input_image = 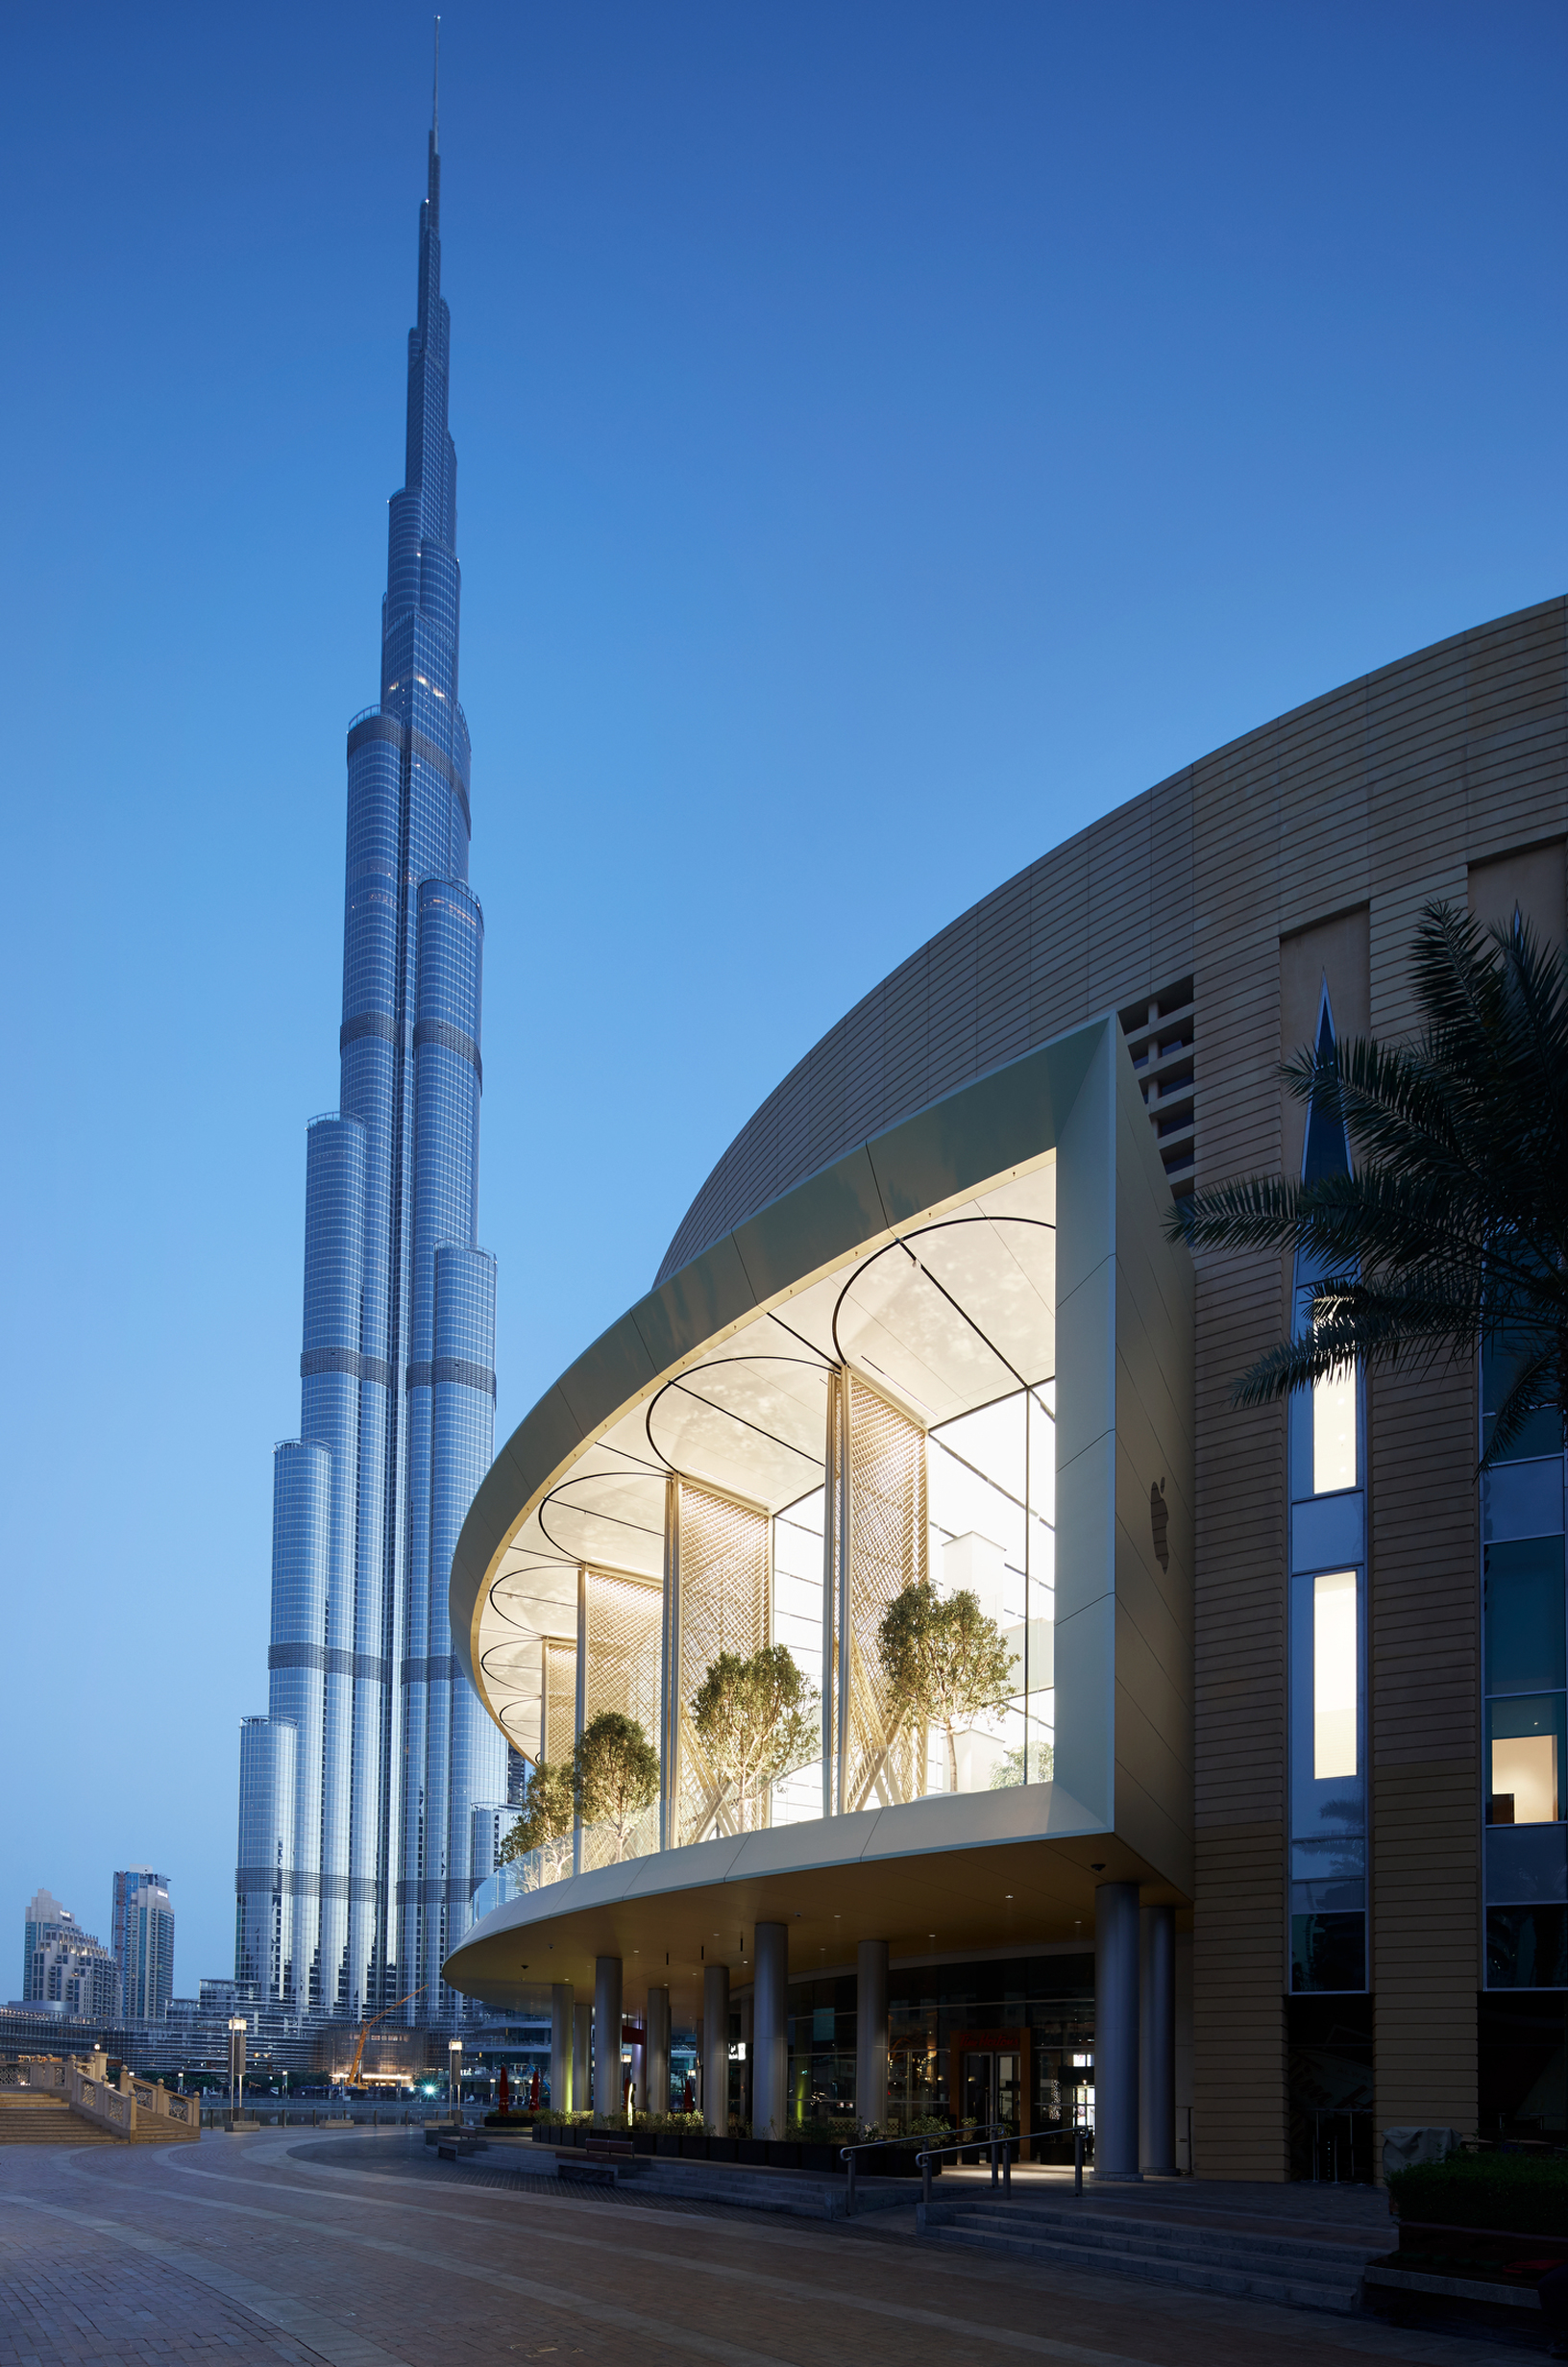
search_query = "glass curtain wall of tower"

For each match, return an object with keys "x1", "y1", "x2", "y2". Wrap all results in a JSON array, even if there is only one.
[{"x1": 234, "y1": 94, "x2": 503, "y2": 2024}]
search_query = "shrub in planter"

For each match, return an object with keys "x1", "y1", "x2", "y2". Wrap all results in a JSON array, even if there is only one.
[{"x1": 1388, "y1": 2154, "x2": 1568, "y2": 2238}]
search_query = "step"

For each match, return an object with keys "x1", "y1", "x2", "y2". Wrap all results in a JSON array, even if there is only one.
[
  {"x1": 925, "y1": 2199, "x2": 1385, "y2": 2274},
  {"x1": 919, "y1": 2219, "x2": 1366, "y2": 2311}
]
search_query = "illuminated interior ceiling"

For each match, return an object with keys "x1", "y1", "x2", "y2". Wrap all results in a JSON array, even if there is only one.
[{"x1": 476, "y1": 1159, "x2": 1055, "y2": 1762}]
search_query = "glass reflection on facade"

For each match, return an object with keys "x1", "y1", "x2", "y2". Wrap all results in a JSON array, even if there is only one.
[
  {"x1": 234, "y1": 99, "x2": 504, "y2": 2023},
  {"x1": 781, "y1": 1954, "x2": 1094, "y2": 2159},
  {"x1": 1482, "y1": 1332, "x2": 1568, "y2": 1990}
]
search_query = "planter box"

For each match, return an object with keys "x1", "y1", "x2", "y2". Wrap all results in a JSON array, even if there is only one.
[
  {"x1": 798, "y1": 2144, "x2": 840, "y2": 2174},
  {"x1": 531, "y1": 2123, "x2": 551, "y2": 2145},
  {"x1": 737, "y1": 2138, "x2": 770, "y2": 2165},
  {"x1": 655, "y1": 2133, "x2": 683, "y2": 2157},
  {"x1": 679, "y1": 2135, "x2": 709, "y2": 2160},
  {"x1": 707, "y1": 2137, "x2": 738, "y2": 2162},
  {"x1": 767, "y1": 2141, "x2": 801, "y2": 2170},
  {"x1": 631, "y1": 2131, "x2": 657, "y2": 2156}
]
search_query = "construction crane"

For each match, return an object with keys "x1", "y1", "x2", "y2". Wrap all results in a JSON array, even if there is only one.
[{"x1": 345, "y1": 1987, "x2": 428, "y2": 2093}]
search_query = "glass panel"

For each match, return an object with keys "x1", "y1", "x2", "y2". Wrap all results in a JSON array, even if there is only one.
[
  {"x1": 1486, "y1": 1906, "x2": 1568, "y2": 1988},
  {"x1": 1312, "y1": 1370, "x2": 1357, "y2": 1495},
  {"x1": 1289, "y1": 1568, "x2": 1365, "y2": 1838},
  {"x1": 996, "y1": 2051, "x2": 1022, "y2": 2135},
  {"x1": 1483, "y1": 1332, "x2": 1565, "y2": 1464},
  {"x1": 1313, "y1": 1571, "x2": 1359, "y2": 1779},
  {"x1": 962, "y1": 2053, "x2": 992, "y2": 2129},
  {"x1": 1291, "y1": 1911, "x2": 1366, "y2": 1993},
  {"x1": 1487, "y1": 1694, "x2": 1566, "y2": 1824},
  {"x1": 1484, "y1": 1538, "x2": 1567, "y2": 1696}
]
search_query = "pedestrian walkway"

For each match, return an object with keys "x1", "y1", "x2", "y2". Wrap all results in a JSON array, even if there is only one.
[{"x1": 0, "y1": 2125, "x2": 1523, "y2": 2367}]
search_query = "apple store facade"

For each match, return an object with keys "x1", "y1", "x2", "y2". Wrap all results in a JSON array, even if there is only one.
[{"x1": 446, "y1": 597, "x2": 1568, "y2": 2180}]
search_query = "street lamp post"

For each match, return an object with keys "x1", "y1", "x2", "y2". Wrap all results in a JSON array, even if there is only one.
[
  {"x1": 448, "y1": 2037, "x2": 462, "y2": 2123},
  {"x1": 228, "y1": 2019, "x2": 247, "y2": 2122}
]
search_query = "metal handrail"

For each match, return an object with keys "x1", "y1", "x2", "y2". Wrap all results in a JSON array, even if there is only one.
[
  {"x1": 913, "y1": 2123, "x2": 1018, "y2": 2208},
  {"x1": 838, "y1": 2121, "x2": 1009, "y2": 2215}
]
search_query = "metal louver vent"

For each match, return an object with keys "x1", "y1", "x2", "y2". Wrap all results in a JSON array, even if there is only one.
[{"x1": 1118, "y1": 976, "x2": 1196, "y2": 1199}]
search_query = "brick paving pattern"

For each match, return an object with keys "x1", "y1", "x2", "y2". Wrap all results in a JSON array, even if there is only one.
[{"x1": 0, "y1": 2129, "x2": 1527, "y2": 2367}]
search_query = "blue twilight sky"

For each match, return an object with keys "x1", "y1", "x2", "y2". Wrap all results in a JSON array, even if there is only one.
[{"x1": 2, "y1": 0, "x2": 1563, "y2": 1986}]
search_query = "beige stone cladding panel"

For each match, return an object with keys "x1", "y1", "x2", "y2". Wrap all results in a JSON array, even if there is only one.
[
  {"x1": 1468, "y1": 838, "x2": 1566, "y2": 941},
  {"x1": 1463, "y1": 602, "x2": 1568, "y2": 858},
  {"x1": 1369, "y1": 1364, "x2": 1479, "y2": 2155},
  {"x1": 1190, "y1": 722, "x2": 1288, "y2": 2179}
]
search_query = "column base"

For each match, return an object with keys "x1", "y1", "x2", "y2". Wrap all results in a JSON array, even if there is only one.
[{"x1": 1092, "y1": 2168, "x2": 1144, "y2": 2182}]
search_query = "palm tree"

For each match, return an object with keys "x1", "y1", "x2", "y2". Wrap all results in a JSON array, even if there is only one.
[{"x1": 1166, "y1": 900, "x2": 1568, "y2": 1463}]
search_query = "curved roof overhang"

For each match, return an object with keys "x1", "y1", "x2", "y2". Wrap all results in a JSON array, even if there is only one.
[{"x1": 452, "y1": 1019, "x2": 1109, "y2": 1738}]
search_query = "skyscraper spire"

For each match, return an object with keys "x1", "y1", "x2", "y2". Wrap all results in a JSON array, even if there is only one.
[{"x1": 235, "y1": 43, "x2": 503, "y2": 2033}]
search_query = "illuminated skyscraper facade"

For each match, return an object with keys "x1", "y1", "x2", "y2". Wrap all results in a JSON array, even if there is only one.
[{"x1": 234, "y1": 80, "x2": 506, "y2": 2023}]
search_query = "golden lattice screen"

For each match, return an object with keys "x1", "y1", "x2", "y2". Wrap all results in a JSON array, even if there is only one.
[
  {"x1": 841, "y1": 1372, "x2": 926, "y2": 1812},
  {"x1": 541, "y1": 1636, "x2": 576, "y2": 1765},
  {"x1": 673, "y1": 1480, "x2": 771, "y2": 1845},
  {"x1": 582, "y1": 1568, "x2": 662, "y2": 1744}
]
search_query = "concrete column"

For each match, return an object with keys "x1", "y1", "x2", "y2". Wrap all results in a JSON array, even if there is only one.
[
  {"x1": 1094, "y1": 1882, "x2": 1141, "y2": 2181},
  {"x1": 594, "y1": 1956, "x2": 624, "y2": 2121},
  {"x1": 1139, "y1": 1906, "x2": 1177, "y2": 2175},
  {"x1": 550, "y1": 1983, "x2": 574, "y2": 2114},
  {"x1": 645, "y1": 1985, "x2": 671, "y2": 2117},
  {"x1": 572, "y1": 2002, "x2": 590, "y2": 2117},
  {"x1": 856, "y1": 1939, "x2": 889, "y2": 2133},
  {"x1": 702, "y1": 1961, "x2": 730, "y2": 2133},
  {"x1": 752, "y1": 1924, "x2": 788, "y2": 2137}
]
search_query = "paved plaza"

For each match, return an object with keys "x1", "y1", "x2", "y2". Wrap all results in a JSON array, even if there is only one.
[{"x1": 0, "y1": 2129, "x2": 1530, "y2": 2367}]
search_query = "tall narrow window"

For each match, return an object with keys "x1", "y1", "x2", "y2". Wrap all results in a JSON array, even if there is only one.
[
  {"x1": 1287, "y1": 981, "x2": 1367, "y2": 1992},
  {"x1": 1312, "y1": 1372, "x2": 1357, "y2": 1495},
  {"x1": 1312, "y1": 1571, "x2": 1358, "y2": 1779}
]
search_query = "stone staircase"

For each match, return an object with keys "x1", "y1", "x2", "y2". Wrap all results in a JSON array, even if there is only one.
[
  {"x1": 917, "y1": 2192, "x2": 1388, "y2": 2312},
  {"x1": 0, "y1": 2094, "x2": 120, "y2": 2145},
  {"x1": 0, "y1": 2091, "x2": 198, "y2": 2145}
]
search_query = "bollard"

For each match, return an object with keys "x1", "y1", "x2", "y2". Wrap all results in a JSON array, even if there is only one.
[
  {"x1": 1003, "y1": 2136, "x2": 1011, "y2": 2195},
  {"x1": 921, "y1": 2151, "x2": 932, "y2": 2208},
  {"x1": 1074, "y1": 2128, "x2": 1084, "y2": 2195},
  {"x1": 845, "y1": 2155, "x2": 856, "y2": 2218},
  {"x1": 990, "y1": 2134, "x2": 999, "y2": 2187}
]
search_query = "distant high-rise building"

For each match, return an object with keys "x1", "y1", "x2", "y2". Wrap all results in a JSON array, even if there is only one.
[
  {"x1": 233, "y1": 45, "x2": 508, "y2": 2026},
  {"x1": 112, "y1": 1869, "x2": 174, "y2": 2020},
  {"x1": 21, "y1": 1889, "x2": 119, "y2": 2022},
  {"x1": 22, "y1": 1887, "x2": 70, "y2": 1999}
]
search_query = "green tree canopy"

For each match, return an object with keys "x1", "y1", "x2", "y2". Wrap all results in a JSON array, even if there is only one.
[
  {"x1": 877, "y1": 1580, "x2": 1014, "y2": 1792},
  {"x1": 1167, "y1": 901, "x2": 1568, "y2": 1464},
  {"x1": 574, "y1": 1711, "x2": 660, "y2": 1859},
  {"x1": 500, "y1": 1759, "x2": 575, "y2": 1869},
  {"x1": 690, "y1": 1643, "x2": 818, "y2": 1832}
]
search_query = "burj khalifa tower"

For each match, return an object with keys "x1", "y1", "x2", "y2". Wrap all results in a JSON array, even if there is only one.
[{"x1": 235, "y1": 48, "x2": 508, "y2": 2026}]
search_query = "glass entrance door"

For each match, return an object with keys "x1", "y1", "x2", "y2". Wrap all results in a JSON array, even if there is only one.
[
  {"x1": 960, "y1": 2048, "x2": 1023, "y2": 2134},
  {"x1": 962, "y1": 2052, "x2": 993, "y2": 2132}
]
